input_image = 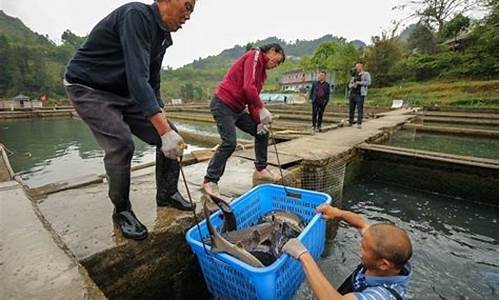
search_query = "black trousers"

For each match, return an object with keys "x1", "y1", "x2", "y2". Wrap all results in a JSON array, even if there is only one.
[
  {"x1": 205, "y1": 96, "x2": 268, "y2": 183},
  {"x1": 312, "y1": 101, "x2": 327, "y2": 128},
  {"x1": 349, "y1": 94, "x2": 364, "y2": 125},
  {"x1": 64, "y1": 83, "x2": 180, "y2": 210}
]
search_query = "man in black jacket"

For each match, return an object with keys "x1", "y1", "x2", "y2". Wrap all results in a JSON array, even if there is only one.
[
  {"x1": 64, "y1": 0, "x2": 196, "y2": 240},
  {"x1": 309, "y1": 71, "x2": 331, "y2": 132}
]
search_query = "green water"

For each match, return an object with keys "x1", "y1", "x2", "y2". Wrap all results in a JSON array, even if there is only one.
[
  {"x1": 296, "y1": 179, "x2": 499, "y2": 300},
  {"x1": 421, "y1": 121, "x2": 499, "y2": 131},
  {"x1": 172, "y1": 119, "x2": 252, "y2": 140},
  {"x1": 385, "y1": 129, "x2": 499, "y2": 159},
  {"x1": 0, "y1": 118, "x2": 224, "y2": 187}
]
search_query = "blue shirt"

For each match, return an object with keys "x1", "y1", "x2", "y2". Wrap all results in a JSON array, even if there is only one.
[{"x1": 352, "y1": 263, "x2": 411, "y2": 300}]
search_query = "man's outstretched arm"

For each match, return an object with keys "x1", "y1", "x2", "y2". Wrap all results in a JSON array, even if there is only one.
[
  {"x1": 283, "y1": 239, "x2": 357, "y2": 300},
  {"x1": 316, "y1": 205, "x2": 369, "y2": 235}
]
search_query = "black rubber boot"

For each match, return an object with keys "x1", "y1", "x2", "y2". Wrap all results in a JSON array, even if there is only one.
[
  {"x1": 156, "y1": 148, "x2": 195, "y2": 211},
  {"x1": 106, "y1": 165, "x2": 148, "y2": 240}
]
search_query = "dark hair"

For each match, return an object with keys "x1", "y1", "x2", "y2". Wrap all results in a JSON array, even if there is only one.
[
  {"x1": 319, "y1": 71, "x2": 327, "y2": 75},
  {"x1": 259, "y1": 43, "x2": 286, "y2": 64}
]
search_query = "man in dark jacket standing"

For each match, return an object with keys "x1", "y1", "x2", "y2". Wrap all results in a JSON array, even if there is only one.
[
  {"x1": 64, "y1": 0, "x2": 196, "y2": 240},
  {"x1": 309, "y1": 71, "x2": 331, "y2": 132}
]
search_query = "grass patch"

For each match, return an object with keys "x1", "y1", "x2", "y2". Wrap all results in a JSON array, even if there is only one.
[{"x1": 331, "y1": 80, "x2": 499, "y2": 109}]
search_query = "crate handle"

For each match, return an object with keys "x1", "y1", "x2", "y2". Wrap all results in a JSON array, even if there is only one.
[{"x1": 286, "y1": 191, "x2": 302, "y2": 199}]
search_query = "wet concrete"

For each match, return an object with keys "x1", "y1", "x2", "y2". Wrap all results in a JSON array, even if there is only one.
[
  {"x1": 1, "y1": 180, "x2": 105, "y2": 300},
  {"x1": 247, "y1": 109, "x2": 417, "y2": 163},
  {"x1": 359, "y1": 149, "x2": 499, "y2": 206}
]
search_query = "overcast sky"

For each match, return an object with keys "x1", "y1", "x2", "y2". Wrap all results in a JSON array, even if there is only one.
[{"x1": 2, "y1": 0, "x2": 410, "y2": 68}]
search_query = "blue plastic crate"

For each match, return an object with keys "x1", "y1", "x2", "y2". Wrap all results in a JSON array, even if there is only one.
[{"x1": 185, "y1": 184, "x2": 332, "y2": 300}]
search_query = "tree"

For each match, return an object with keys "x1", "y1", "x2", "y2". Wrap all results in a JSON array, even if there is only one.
[
  {"x1": 179, "y1": 82, "x2": 195, "y2": 100},
  {"x1": 245, "y1": 42, "x2": 254, "y2": 51},
  {"x1": 441, "y1": 14, "x2": 471, "y2": 40},
  {"x1": 408, "y1": 22, "x2": 437, "y2": 54},
  {"x1": 61, "y1": 29, "x2": 85, "y2": 47},
  {"x1": 464, "y1": 0, "x2": 499, "y2": 77},
  {"x1": 396, "y1": 0, "x2": 481, "y2": 33},
  {"x1": 0, "y1": 35, "x2": 13, "y2": 95},
  {"x1": 364, "y1": 34, "x2": 404, "y2": 87},
  {"x1": 300, "y1": 41, "x2": 359, "y2": 85}
]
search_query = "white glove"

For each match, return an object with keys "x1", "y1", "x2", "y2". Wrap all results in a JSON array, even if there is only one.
[
  {"x1": 257, "y1": 123, "x2": 269, "y2": 135},
  {"x1": 259, "y1": 107, "x2": 273, "y2": 125},
  {"x1": 160, "y1": 130, "x2": 185, "y2": 159},
  {"x1": 282, "y1": 238, "x2": 308, "y2": 260}
]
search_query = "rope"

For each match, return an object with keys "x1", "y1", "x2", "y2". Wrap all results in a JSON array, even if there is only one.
[{"x1": 178, "y1": 155, "x2": 209, "y2": 254}]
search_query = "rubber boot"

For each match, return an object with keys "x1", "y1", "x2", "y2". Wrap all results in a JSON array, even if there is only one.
[
  {"x1": 156, "y1": 148, "x2": 195, "y2": 211},
  {"x1": 106, "y1": 165, "x2": 148, "y2": 240}
]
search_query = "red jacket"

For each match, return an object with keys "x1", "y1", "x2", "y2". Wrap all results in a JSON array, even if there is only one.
[{"x1": 215, "y1": 50, "x2": 267, "y2": 123}]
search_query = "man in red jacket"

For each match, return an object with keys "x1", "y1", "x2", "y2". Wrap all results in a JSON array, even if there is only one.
[{"x1": 203, "y1": 44, "x2": 285, "y2": 195}]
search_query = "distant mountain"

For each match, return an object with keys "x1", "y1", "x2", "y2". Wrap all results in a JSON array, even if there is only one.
[
  {"x1": 350, "y1": 39, "x2": 367, "y2": 49},
  {"x1": 187, "y1": 35, "x2": 365, "y2": 70},
  {"x1": 0, "y1": 11, "x2": 83, "y2": 98},
  {"x1": 0, "y1": 10, "x2": 53, "y2": 46},
  {"x1": 399, "y1": 24, "x2": 418, "y2": 42}
]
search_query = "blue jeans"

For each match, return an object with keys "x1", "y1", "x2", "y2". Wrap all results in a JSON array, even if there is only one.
[{"x1": 349, "y1": 94, "x2": 364, "y2": 125}]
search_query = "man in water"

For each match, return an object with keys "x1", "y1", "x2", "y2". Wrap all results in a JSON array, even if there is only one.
[{"x1": 284, "y1": 205, "x2": 412, "y2": 300}]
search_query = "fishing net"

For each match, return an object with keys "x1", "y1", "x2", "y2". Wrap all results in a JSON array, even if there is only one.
[{"x1": 300, "y1": 157, "x2": 347, "y2": 204}]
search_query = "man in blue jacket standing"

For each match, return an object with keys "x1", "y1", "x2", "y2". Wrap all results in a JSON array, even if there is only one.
[
  {"x1": 64, "y1": 0, "x2": 196, "y2": 240},
  {"x1": 309, "y1": 71, "x2": 331, "y2": 132}
]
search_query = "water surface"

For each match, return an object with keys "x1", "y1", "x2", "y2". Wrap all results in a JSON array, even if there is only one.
[
  {"x1": 385, "y1": 129, "x2": 499, "y2": 159},
  {"x1": 296, "y1": 179, "x2": 499, "y2": 299},
  {"x1": 0, "y1": 118, "x2": 217, "y2": 187}
]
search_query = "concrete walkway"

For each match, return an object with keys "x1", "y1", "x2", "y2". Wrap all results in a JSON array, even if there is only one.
[
  {"x1": 237, "y1": 109, "x2": 416, "y2": 162},
  {"x1": 1, "y1": 180, "x2": 104, "y2": 299}
]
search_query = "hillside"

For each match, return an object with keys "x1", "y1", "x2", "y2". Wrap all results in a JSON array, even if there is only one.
[
  {"x1": 187, "y1": 35, "x2": 366, "y2": 70},
  {"x1": 0, "y1": 10, "x2": 53, "y2": 46},
  {"x1": 161, "y1": 35, "x2": 367, "y2": 101},
  {"x1": 0, "y1": 11, "x2": 84, "y2": 100}
]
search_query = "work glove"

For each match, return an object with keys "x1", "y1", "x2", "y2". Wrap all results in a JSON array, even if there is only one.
[
  {"x1": 160, "y1": 130, "x2": 185, "y2": 160},
  {"x1": 259, "y1": 107, "x2": 273, "y2": 125},
  {"x1": 257, "y1": 107, "x2": 273, "y2": 135},
  {"x1": 257, "y1": 123, "x2": 269, "y2": 135},
  {"x1": 282, "y1": 238, "x2": 308, "y2": 260}
]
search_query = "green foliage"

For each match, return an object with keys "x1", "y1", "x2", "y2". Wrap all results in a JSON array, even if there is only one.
[
  {"x1": 397, "y1": 1, "x2": 498, "y2": 81},
  {"x1": 441, "y1": 14, "x2": 471, "y2": 40},
  {"x1": 364, "y1": 35, "x2": 404, "y2": 87},
  {"x1": 0, "y1": 5, "x2": 497, "y2": 109},
  {"x1": 185, "y1": 35, "x2": 349, "y2": 70},
  {"x1": 301, "y1": 40, "x2": 359, "y2": 85},
  {"x1": 179, "y1": 82, "x2": 204, "y2": 100},
  {"x1": 361, "y1": 80, "x2": 498, "y2": 108},
  {"x1": 398, "y1": 0, "x2": 481, "y2": 34},
  {"x1": 408, "y1": 23, "x2": 437, "y2": 54}
]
